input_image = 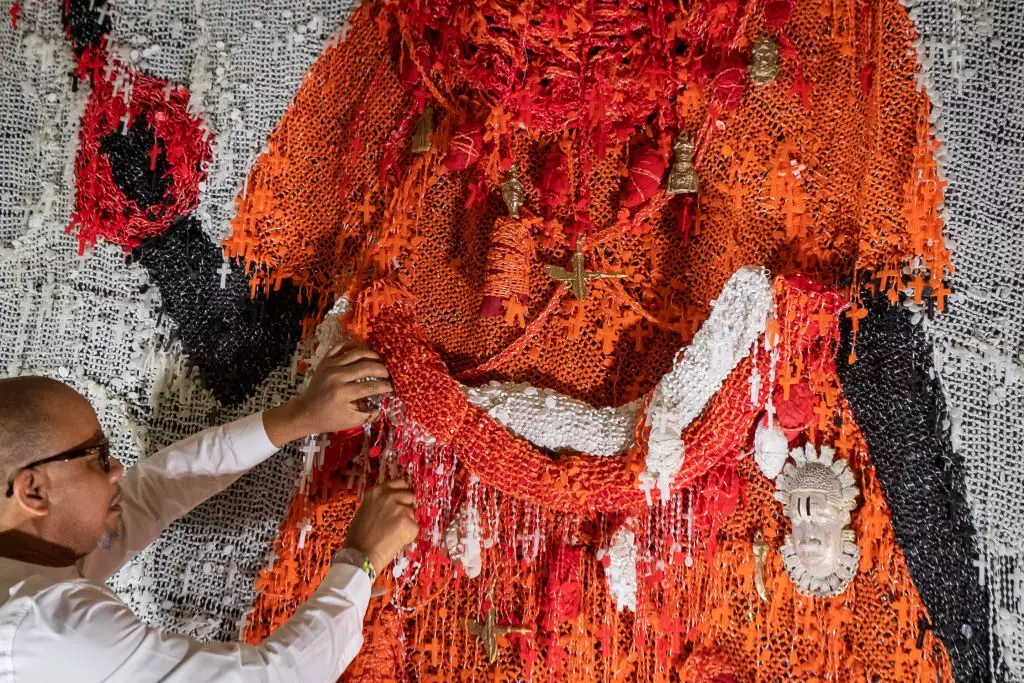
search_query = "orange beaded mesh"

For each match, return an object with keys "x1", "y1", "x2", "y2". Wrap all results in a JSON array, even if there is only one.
[
  {"x1": 230, "y1": 0, "x2": 954, "y2": 679},
  {"x1": 226, "y1": 0, "x2": 948, "y2": 408}
]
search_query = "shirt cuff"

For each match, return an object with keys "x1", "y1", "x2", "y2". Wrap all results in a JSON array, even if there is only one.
[
  {"x1": 224, "y1": 412, "x2": 279, "y2": 462},
  {"x1": 321, "y1": 562, "x2": 373, "y2": 616}
]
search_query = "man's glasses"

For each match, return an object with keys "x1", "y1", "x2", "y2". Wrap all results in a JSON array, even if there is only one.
[{"x1": 5, "y1": 440, "x2": 111, "y2": 497}]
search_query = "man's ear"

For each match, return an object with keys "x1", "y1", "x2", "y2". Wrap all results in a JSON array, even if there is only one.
[{"x1": 10, "y1": 469, "x2": 49, "y2": 517}]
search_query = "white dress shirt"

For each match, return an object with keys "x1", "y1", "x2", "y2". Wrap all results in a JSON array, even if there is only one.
[{"x1": 0, "y1": 413, "x2": 370, "y2": 682}]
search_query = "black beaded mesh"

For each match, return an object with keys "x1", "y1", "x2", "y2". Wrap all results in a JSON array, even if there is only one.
[
  {"x1": 131, "y1": 217, "x2": 311, "y2": 405},
  {"x1": 61, "y1": 0, "x2": 111, "y2": 58},
  {"x1": 839, "y1": 291, "x2": 992, "y2": 682},
  {"x1": 99, "y1": 114, "x2": 172, "y2": 211}
]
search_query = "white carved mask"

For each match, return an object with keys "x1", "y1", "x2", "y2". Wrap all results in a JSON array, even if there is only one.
[
  {"x1": 774, "y1": 443, "x2": 860, "y2": 598},
  {"x1": 788, "y1": 487, "x2": 845, "y2": 579}
]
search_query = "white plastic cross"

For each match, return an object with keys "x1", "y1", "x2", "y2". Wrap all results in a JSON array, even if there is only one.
[
  {"x1": 297, "y1": 519, "x2": 313, "y2": 549},
  {"x1": 216, "y1": 260, "x2": 231, "y2": 289}
]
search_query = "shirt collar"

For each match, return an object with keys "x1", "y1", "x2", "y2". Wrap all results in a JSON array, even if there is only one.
[{"x1": 0, "y1": 555, "x2": 81, "y2": 603}]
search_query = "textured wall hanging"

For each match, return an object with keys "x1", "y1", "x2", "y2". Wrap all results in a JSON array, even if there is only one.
[
  {"x1": 2, "y1": 0, "x2": 1023, "y2": 678},
  {"x1": 225, "y1": 0, "x2": 984, "y2": 679}
]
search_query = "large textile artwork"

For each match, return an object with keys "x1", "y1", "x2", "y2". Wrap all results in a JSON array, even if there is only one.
[{"x1": 225, "y1": 0, "x2": 990, "y2": 680}]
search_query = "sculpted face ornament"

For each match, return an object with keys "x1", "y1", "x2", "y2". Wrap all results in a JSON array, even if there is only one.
[
  {"x1": 748, "y1": 35, "x2": 781, "y2": 86},
  {"x1": 773, "y1": 442, "x2": 860, "y2": 598},
  {"x1": 501, "y1": 165, "x2": 526, "y2": 218}
]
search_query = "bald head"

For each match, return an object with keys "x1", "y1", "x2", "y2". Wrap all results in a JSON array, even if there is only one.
[{"x1": 0, "y1": 376, "x2": 101, "y2": 486}]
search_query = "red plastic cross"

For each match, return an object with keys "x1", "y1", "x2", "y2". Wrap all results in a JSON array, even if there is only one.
[{"x1": 148, "y1": 142, "x2": 161, "y2": 171}]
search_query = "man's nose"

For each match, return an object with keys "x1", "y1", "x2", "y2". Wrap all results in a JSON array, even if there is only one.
[{"x1": 108, "y1": 457, "x2": 125, "y2": 482}]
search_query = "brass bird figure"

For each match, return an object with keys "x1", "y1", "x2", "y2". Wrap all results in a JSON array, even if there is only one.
[
  {"x1": 544, "y1": 241, "x2": 626, "y2": 301},
  {"x1": 464, "y1": 608, "x2": 532, "y2": 663}
]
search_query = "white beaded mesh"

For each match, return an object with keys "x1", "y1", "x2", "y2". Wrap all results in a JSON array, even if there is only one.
[{"x1": 906, "y1": 0, "x2": 1024, "y2": 677}]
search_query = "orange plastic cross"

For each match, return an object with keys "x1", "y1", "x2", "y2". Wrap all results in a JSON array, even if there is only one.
[{"x1": 357, "y1": 194, "x2": 376, "y2": 225}]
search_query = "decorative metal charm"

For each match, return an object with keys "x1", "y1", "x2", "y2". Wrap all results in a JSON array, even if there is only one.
[
  {"x1": 500, "y1": 165, "x2": 526, "y2": 218},
  {"x1": 464, "y1": 602, "x2": 531, "y2": 663},
  {"x1": 411, "y1": 105, "x2": 435, "y2": 153},
  {"x1": 666, "y1": 132, "x2": 699, "y2": 195},
  {"x1": 543, "y1": 238, "x2": 626, "y2": 301},
  {"x1": 748, "y1": 35, "x2": 781, "y2": 86},
  {"x1": 774, "y1": 442, "x2": 860, "y2": 598},
  {"x1": 753, "y1": 530, "x2": 771, "y2": 603}
]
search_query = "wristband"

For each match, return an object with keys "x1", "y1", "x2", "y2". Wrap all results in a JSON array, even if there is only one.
[{"x1": 336, "y1": 547, "x2": 377, "y2": 582}]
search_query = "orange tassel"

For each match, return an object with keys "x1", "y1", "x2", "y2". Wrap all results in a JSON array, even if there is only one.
[{"x1": 480, "y1": 216, "x2": 535, "y2": 317}]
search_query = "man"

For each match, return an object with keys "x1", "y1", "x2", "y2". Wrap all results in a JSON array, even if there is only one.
[{"x1": 0, "y1": 344, "x2": 418, "y2": 682}]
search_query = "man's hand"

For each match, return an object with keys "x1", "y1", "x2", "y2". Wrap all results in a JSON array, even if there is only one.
[
  {"x1": 344, "y1": 479, "x2": 419, "y2": 573},
  {"x1": 263, "y1": 343, "x2": 393, "y2": 447}
]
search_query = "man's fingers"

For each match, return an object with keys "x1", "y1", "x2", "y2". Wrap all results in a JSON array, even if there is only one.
[
  {"x1": 326, "y1": 340, "x2": 353, "y2": 358},
  {"x1": 337, "y1": 360, "x2": 390, "y2": 384},
  {"x1": 349, "y1": 380, "x2": 393, "y2": 402},
  {"x1": 317, "y1": 346, "x2": 380, "y2": 372},
  {"x1": 387, "y1": 490, "x2": 416, "y2": 506},
  {"x1": 382, "y1": 479, "x2": 412, "y2": 490},
  {"x1": 336, "y1": 348, "x2": 382, "y2": 367}
]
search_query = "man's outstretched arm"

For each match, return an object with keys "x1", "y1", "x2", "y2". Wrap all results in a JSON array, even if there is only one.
[
  {"x1": 78, "y1": 344, "x2": 393, "y2": 582},
  {"x1": 14, "y1": 479, "x2": 418, "y2": 683}
]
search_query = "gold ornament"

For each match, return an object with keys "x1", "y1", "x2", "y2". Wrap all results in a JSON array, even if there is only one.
[
  {"x1": 501, "y1": 165, "x2": 526, "y2": 218},
  {"x1": 749, "y1": 36, "x2": 781, "y2": 86},
  {"x1": 411, "y1": 105, "x2": 435, "y2": 153},
  {"x1": 544, "y1": 237, "x2": 626, "y2": 301},
  {"x1": 666, "y1": 132, "x2": 699, "y2": 195},
  {"x1": 464, "y1": 606, "x2": 531, "y2": 663},
  {"x1": 753, "y1": 530, "x2": 771, "y2": 603}
]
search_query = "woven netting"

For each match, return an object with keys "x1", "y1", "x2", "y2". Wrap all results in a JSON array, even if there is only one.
[
  {"x1": 226, "y1": 0, "x2": 949, "y2": 409},
  {"x1": 0, "y1": 0, "x2": 358, "y2": 641},
  {"x1": 907, "y1": 0, "x2": 1024, "y2": 678},
  {"x1": 130, "y1": 217, "x2": 310, "y2": 404},
  {"x1": 838, "y1": 290, "x2": 990, "y2": 682},
  {"x1": 2, "y1": 0, "x2": 1018, "y2": 677},
  {"x1": 225, "y1": 0, "x2": 968, "y2": 679},
  {"x1": 248, "y1": 402, "x2": 953, "y2": 682}
]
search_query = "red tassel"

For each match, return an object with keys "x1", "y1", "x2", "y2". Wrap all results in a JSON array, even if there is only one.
[
  {"x1": 621, "y1": 146, "x2": 667, "y2": 208},
  {"x1": 540, "y1": 545, "x2": 583, "y2": 629},
  {"x1": 444, "y1": 122, "x2": 483, "y2": 172},
  {"x1": 480, "y1": 217, "x2": 535, "y2": 316},
  {"x1": 677, "y1": 194, "x2": 697, "y2": 243}
]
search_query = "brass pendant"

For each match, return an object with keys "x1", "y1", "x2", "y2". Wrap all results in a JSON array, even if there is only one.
[
  {"x1": 749, "y1": 36, "x2": 781, "y2": 86},
  {"x1": 411, "y1": 105, "x2": 435, "y2": 153},
  {"x1": 543, "y1": 238, "x2": 626, "y2": 301},
  {"x1": 753, "y1": 530, "x2": 771, "y2": 603},
  {"x1": 666, "y1": 132, "x2": 699, "y2": 195},
  {"x1": 501, "y1": 165, "x2": 526, "y2": 218},
  {"x1": 464, "y1": 605, "x2": 531, "y2": 663}
]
